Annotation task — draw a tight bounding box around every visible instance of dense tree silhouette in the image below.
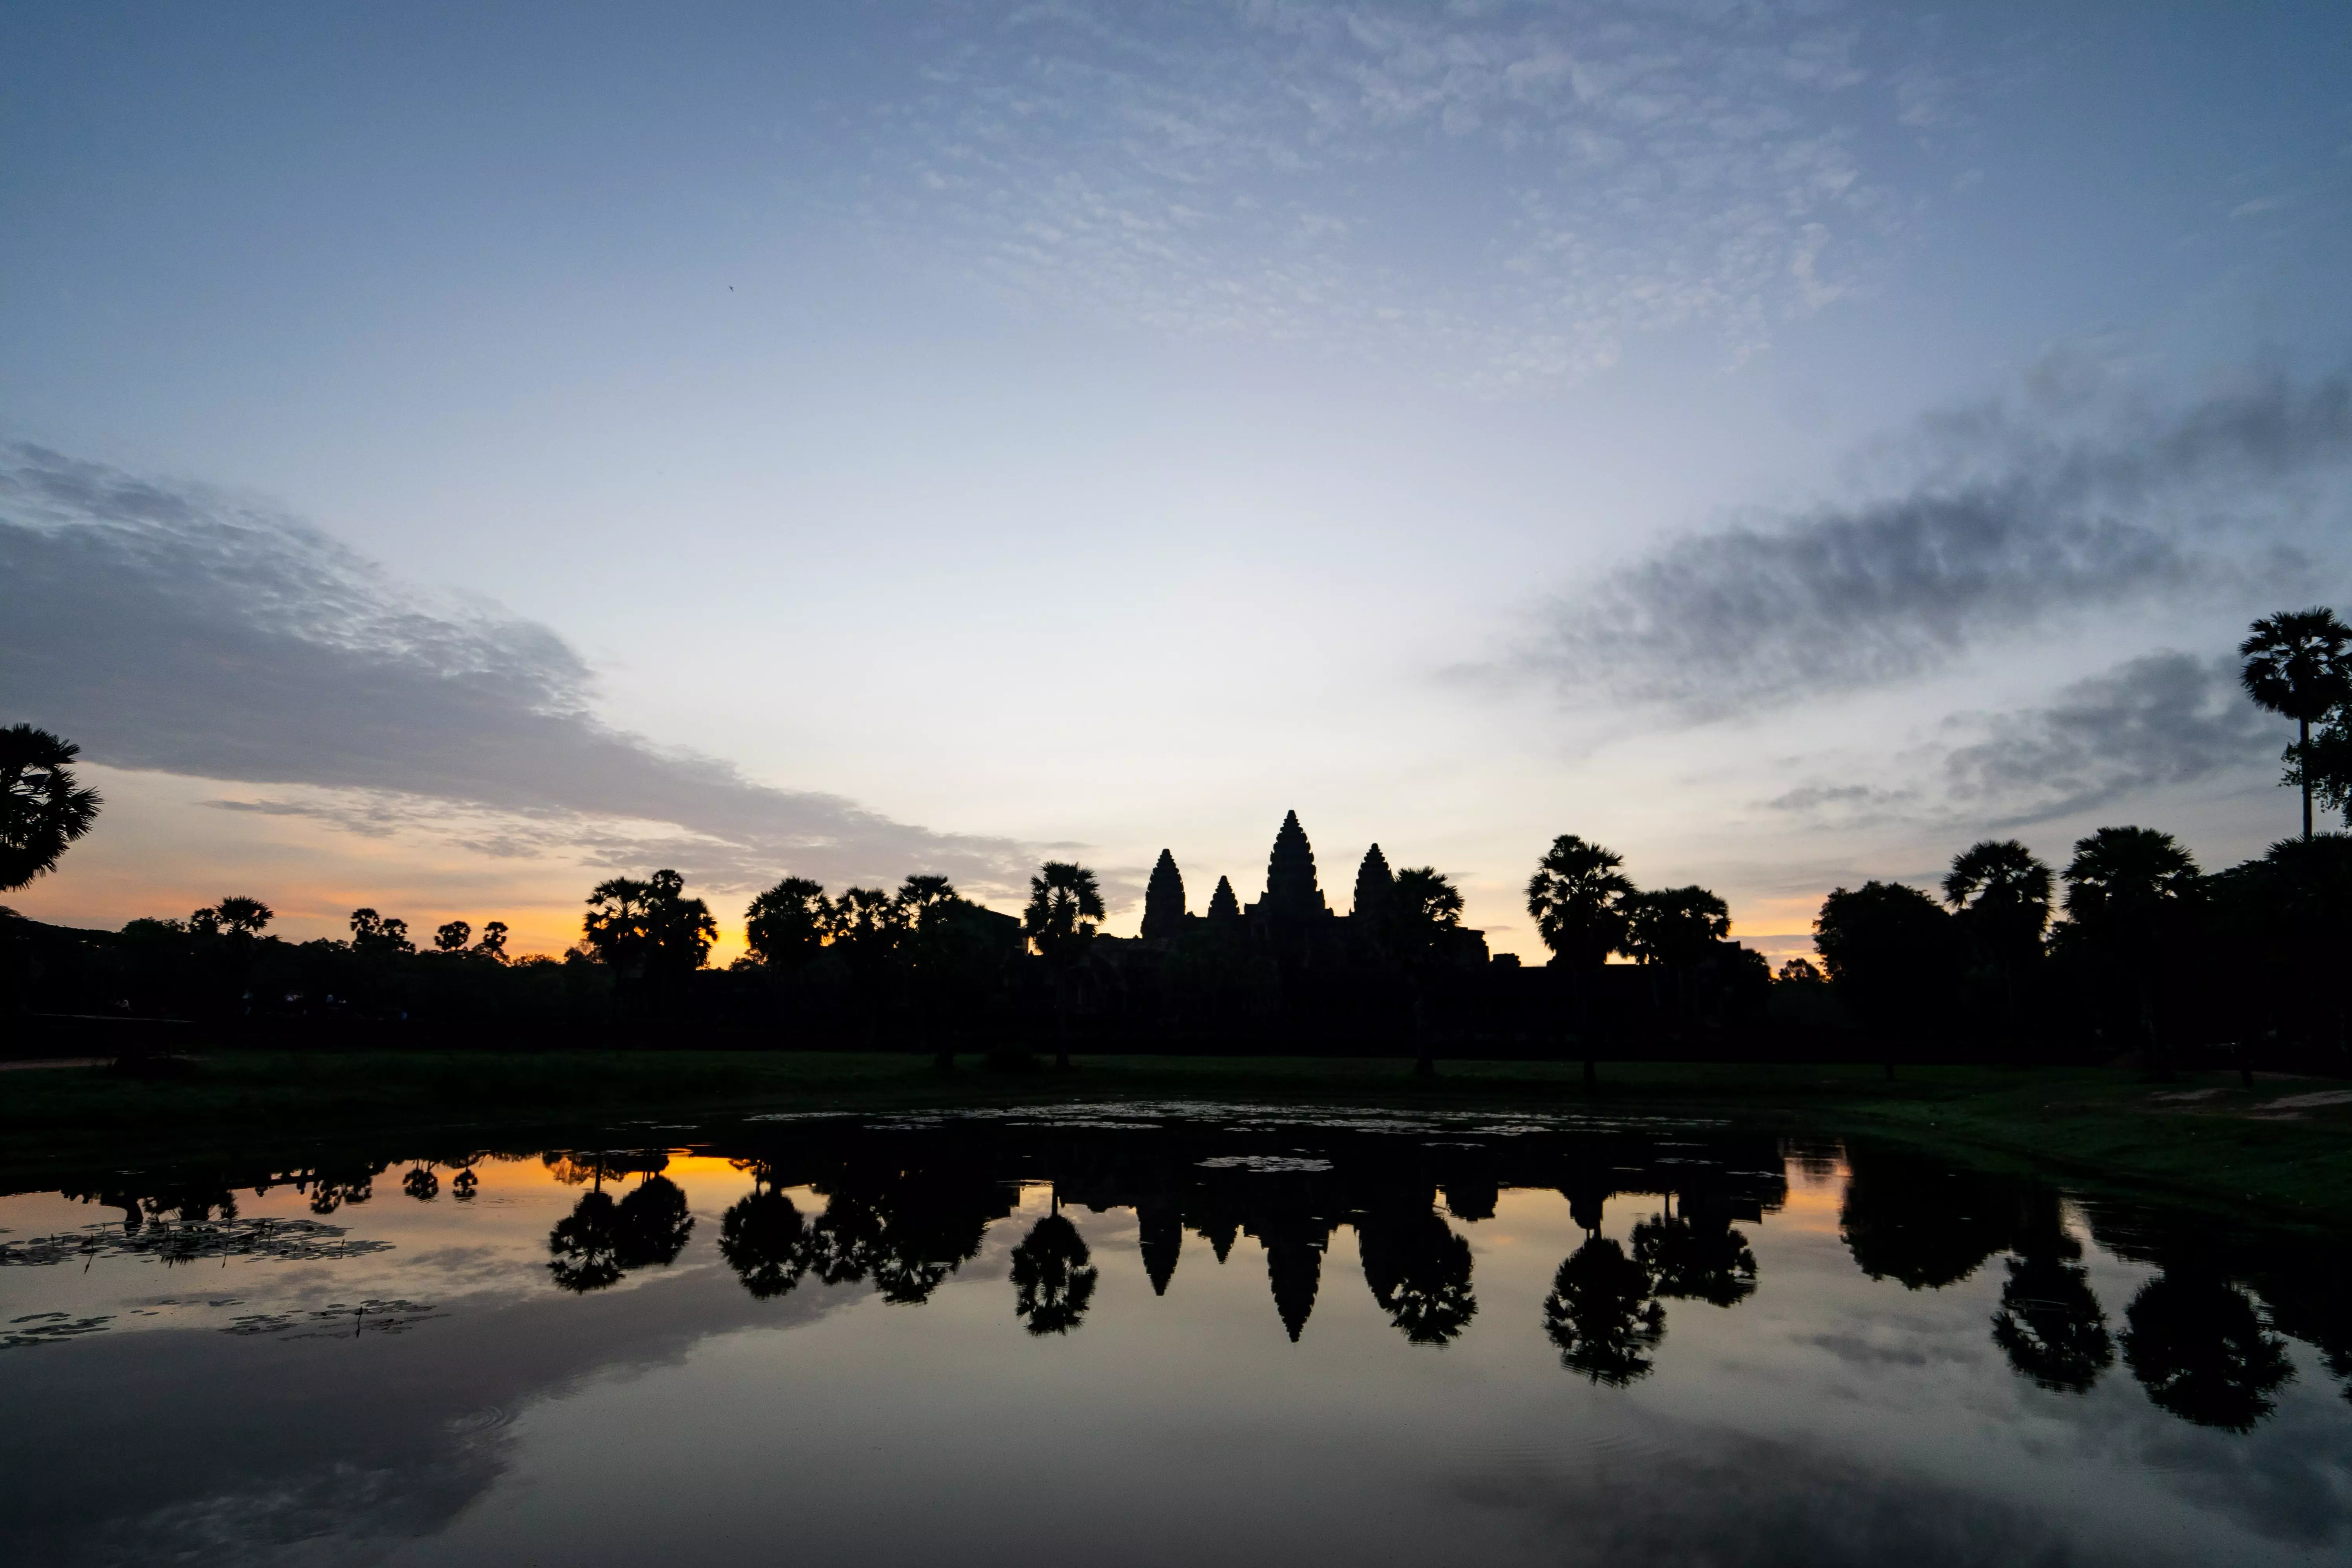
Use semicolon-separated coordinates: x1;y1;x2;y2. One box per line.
2122;1269;2294;1431
0;724;102;891
1010;1207;1098;1335
583;869;717;1013
1391;866;1464;1077
2060;827;2200;1073
1620;884;1730;1026
615;1175;694;1270
1838;1145;2009;1290
1023;861;1103;1069
1632;1198;1757;1308
191;896;274;939
1942;840;2052;1040
347;907;414;955
2239;607;2352;840
744;877;833;970
476;919;509;960
1991;1252;2112;1394
719;1180;815;1299
1357;1208;1478;1346
433;920;471;953
1542;1237;1665;1386
1814;881;1960;1070
548;1189;626;1292
1526;834;1634;1085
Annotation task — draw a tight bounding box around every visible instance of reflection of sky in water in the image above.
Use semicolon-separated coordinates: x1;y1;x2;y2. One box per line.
1;1122;2346;1567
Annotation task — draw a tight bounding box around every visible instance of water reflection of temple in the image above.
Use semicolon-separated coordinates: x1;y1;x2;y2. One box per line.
717;1119;1789;1345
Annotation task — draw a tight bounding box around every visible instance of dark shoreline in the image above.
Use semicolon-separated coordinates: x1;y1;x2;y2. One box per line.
4;1051;2347;1228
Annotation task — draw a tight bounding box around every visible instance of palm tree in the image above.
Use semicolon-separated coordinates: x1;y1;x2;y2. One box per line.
2062;826;2201;1076
1525;835;1634;1089
744;876;833;970
2240;607;2352;840
897;873;967;1067
1391;866;1464;1078
0;724;103;891
1942;839;2052;1039
1022;861;1103;1069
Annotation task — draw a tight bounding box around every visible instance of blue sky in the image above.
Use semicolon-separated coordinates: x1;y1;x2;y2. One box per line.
5;1;2350;960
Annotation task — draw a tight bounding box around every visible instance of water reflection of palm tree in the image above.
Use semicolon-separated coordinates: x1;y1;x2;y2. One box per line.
1358;1209;1477;1346
1010;1203;1098;1336
1631;1196;1757;1308
2122;1269;2294;1431
548;1173;694;1293
1988;1207;2110;1394
548;1190;626;1292
1992;1252;2113;1393
719;1181;816;1300
615;1175;694;1269
1543;1237;1665;1386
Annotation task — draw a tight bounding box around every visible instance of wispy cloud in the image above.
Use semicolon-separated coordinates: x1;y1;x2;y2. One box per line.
0;446;1034;898
1530;370;2350;714
1940;651;2278;826
1763;651;2281;832
864;0;1909;386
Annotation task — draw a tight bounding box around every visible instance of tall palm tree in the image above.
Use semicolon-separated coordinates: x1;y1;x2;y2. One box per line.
1525;835;1634;1087
1022;861;1103;1069
1391;866;1463;1078
2063;826;2200;1075
2239;607;2352;840
1942;839;2052;1036
0;724;103;892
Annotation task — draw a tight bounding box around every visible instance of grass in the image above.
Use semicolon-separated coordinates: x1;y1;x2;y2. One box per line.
3;1049;2346;1225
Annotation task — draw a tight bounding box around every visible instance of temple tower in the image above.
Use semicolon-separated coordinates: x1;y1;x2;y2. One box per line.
1262;810;1328;917
1206;875;1243;924
1352;843;1394;919
1142;849;1187;940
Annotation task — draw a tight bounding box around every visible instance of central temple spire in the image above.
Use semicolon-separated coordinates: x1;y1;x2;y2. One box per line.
1263;810;1328;917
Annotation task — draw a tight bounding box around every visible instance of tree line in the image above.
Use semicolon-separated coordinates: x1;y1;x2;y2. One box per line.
4;607;2348;1067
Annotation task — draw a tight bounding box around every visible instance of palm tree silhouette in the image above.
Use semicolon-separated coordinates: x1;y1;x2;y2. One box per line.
718;1179;814;1300
2063;826;2200;1074
2121;1268;2293;1431
1391;866;1464;1078
1010;1203;1098;1336
1542;1236;1665;1386
1942;839;2052;1039
1022;861;1103;1069
744;876;833;969
1358;1208;1478;1346
0;724;103;891
2240;607;2352;840
1525;834;1635;1087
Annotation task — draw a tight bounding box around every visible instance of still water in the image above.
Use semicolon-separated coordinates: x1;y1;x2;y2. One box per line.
3;1102;2348;1566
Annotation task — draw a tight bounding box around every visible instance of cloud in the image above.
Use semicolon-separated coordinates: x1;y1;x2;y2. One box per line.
1940;652;2278;826
862;1;1908;387
1764;651;2280;832
1534;371;2350;714
0;445;1033;897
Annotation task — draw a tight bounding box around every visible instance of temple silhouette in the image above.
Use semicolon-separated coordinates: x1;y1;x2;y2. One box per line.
1128;809;1490;970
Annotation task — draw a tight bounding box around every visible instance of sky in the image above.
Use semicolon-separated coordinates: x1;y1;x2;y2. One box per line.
4;0;2351;965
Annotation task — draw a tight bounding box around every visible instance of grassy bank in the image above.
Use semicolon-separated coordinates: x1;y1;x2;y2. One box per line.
2;1050;2345;1225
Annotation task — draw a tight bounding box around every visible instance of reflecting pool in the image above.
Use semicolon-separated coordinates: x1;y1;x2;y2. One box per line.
4;1102;2349;1565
